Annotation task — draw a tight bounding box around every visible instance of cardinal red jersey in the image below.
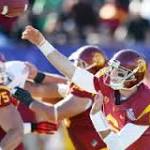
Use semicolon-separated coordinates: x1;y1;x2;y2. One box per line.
66;84;106;150
94;76;150;150
0;86;24;150
11;97;36;123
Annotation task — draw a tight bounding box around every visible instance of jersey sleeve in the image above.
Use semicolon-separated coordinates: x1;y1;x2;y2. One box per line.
0;86;11;107
5;61;29;89
70;83;95;99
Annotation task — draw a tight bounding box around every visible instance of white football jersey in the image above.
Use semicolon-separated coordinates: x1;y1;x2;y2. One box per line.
5;61;29;89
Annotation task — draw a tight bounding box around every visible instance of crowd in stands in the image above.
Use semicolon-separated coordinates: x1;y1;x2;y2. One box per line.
0;0;150;46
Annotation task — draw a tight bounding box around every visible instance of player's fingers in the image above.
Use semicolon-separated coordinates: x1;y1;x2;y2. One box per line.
25;25;33;30
21;34;26;40
22;30;29;37
22;30;32;40
23;27;33;35
21;33;28;40
25;26;38;34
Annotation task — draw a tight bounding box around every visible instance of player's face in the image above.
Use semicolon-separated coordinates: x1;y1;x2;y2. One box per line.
107;60;136;90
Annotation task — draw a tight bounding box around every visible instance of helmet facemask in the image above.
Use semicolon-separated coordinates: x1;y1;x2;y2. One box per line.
73;58;89;69
69;45;107;74
104;59;139;90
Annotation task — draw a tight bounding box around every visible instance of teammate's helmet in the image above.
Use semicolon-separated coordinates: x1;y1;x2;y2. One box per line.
69;45;107;74
0;52;7;85
0;0;29;17
105;49;147;90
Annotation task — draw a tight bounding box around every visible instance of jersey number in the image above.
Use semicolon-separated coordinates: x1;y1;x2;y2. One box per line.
0;91;9;105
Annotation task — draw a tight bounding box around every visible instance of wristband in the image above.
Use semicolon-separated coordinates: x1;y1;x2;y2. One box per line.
38;40;56;57
34;72;46;84
31;122;58;134
90;111;109;132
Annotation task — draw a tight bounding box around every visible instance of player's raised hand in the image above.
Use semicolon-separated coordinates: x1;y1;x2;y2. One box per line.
22;25;45;46
90;91;104;115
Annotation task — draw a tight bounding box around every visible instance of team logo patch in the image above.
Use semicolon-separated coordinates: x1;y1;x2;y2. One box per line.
126;108;136;121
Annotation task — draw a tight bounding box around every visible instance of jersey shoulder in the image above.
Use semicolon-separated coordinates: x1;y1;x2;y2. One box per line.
70;83;94;99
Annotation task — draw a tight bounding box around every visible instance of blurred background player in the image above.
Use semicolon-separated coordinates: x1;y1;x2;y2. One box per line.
13;45;108;150
0;53;24;150
0;56;59;150
0;0;29;40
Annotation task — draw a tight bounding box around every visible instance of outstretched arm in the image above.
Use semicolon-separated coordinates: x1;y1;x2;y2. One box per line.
12;87;92;122
22;26;96;94
22;26;75;79
25;81;68;100
29;94;92;122
25;62;67;84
